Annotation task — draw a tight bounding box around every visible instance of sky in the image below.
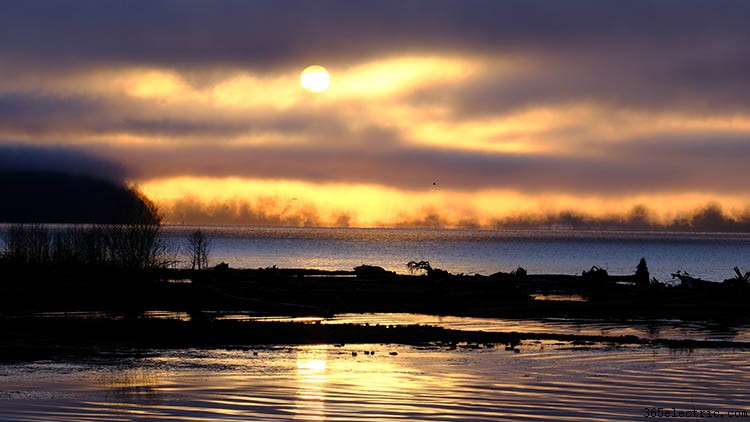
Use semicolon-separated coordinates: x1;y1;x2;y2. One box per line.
2;0;750;228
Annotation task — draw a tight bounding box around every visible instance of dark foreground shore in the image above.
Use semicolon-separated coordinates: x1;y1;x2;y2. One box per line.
3;263;750;360
3;317;750;362
2;264;750;320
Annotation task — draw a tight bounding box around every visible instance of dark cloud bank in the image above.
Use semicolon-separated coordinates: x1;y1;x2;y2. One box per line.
2;0;750;115
2;1;749;68
0;143;125;181
0;145;152;224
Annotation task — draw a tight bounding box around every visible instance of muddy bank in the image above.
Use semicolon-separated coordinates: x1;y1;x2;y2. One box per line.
3;317;749;362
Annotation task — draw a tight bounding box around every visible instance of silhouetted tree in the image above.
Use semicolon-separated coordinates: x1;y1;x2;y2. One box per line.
186;229;210;270
511;267;527;279
635;258;650;286
406;260;450;278
107;197;167;269
407;260;433;275
582;265;608;281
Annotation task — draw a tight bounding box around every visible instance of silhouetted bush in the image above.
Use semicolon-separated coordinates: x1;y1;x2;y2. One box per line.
582;265;609;281
511;266;527;279
406;260;451;278
1;198;169;269
407;260;433;275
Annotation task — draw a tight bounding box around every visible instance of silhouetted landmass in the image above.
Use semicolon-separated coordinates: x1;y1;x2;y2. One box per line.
2;258;750;359
1;259;749;321
0;171;157;224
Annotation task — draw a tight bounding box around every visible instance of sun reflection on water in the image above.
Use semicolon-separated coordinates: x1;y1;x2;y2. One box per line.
294;346;329;420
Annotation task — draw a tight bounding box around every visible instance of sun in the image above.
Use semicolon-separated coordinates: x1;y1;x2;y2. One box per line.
300;65;330;93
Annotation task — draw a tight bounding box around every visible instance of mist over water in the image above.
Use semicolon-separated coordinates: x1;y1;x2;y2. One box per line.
163;227;750;282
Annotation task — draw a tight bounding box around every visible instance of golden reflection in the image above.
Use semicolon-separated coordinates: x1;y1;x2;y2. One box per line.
294;346;329;421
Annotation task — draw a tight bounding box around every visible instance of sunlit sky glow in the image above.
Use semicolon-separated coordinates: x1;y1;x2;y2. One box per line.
2;1;750;227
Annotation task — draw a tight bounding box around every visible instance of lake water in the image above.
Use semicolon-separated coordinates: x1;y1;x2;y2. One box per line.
163;226;750;282
5;226;750;420
2;344;749;421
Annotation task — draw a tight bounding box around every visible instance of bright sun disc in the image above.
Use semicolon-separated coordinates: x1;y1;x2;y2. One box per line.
300;65;330;93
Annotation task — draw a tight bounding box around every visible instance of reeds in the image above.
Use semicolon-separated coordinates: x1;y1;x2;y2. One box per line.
1;222;168;269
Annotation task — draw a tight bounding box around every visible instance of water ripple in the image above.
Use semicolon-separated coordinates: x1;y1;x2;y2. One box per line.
2;345;750;420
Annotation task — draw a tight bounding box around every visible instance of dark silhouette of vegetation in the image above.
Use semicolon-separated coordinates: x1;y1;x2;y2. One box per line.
722;267;750;288
733;267;750;283
186;229;210;269
635;258;650;286
354;264;395;278
406;260;450;277
1;195;167;270
582;265;608;281
4;224;51;265
511;267;527;278
406;260;431;274
1;223;167;270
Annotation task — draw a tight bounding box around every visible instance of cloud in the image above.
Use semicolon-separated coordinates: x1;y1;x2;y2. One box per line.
408;49;750;118
2;0;750;226
0;97;355;147
3;1;749;69
82;135;750;195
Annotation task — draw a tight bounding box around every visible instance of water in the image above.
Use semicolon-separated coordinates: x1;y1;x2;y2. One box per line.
1;345;749;421
5;226;750;420
322;313;750;343
163;226;750;282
